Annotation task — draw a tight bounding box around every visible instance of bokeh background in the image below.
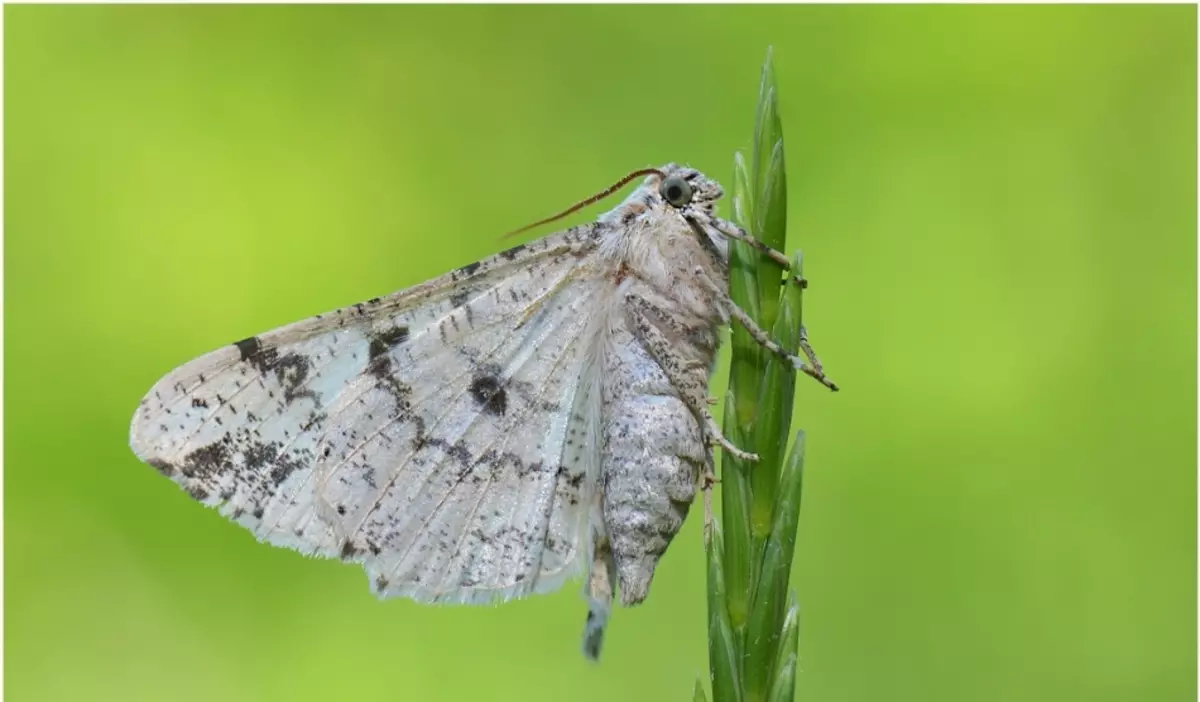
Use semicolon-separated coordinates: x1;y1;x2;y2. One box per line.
5;5;1195;702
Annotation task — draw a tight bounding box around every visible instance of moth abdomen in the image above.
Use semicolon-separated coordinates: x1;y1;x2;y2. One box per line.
600;394;703;606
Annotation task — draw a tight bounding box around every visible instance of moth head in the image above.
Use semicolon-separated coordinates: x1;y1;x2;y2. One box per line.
645;164;732;263
651;164;723;214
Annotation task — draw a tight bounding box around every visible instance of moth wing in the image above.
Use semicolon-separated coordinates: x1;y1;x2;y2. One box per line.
130;224;610;602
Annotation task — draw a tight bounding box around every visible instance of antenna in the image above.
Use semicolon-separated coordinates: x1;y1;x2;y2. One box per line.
501;167;664;240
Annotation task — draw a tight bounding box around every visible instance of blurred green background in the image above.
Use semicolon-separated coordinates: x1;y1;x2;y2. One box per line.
5;6;1195;702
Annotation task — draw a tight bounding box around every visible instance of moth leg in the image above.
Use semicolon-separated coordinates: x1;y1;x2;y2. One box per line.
624;292;759;462
693;266;840;392
787;274;809;290
688;210;791;267
684;210;807;290
798;325;826;377
582;539;617;661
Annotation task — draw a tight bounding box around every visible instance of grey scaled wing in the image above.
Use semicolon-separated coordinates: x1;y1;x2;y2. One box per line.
130;224;610;604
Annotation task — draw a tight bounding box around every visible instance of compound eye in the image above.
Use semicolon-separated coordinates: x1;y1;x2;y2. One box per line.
660;175;693;208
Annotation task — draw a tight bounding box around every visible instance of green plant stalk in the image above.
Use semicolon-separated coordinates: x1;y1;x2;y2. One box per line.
721;152;761;637
746;50;791;549
704;48;808;702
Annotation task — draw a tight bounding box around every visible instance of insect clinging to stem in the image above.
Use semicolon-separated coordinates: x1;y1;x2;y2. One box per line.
129;163;837;660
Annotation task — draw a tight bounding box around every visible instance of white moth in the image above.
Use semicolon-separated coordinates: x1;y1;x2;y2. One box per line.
129;164;836;659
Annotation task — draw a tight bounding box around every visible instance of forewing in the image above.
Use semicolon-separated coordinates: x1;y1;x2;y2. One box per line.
131;224;609;602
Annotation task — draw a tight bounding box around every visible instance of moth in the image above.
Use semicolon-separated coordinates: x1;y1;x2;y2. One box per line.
129;163;836;659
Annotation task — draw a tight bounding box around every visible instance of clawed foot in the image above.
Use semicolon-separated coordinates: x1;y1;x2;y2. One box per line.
795;325;839;391
794;360;840;392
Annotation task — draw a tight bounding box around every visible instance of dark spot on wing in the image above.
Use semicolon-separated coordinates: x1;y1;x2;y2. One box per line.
450;290;471;308
365;344;414;407
271;452;304;486
368;325;410;361
516;460;546;479
179;442;231;481
457;261;482;277
447;440;472;465
243;441;275;471
233;341;318;405
468;374;507;415
375;575;389;591
272;353;318;404
171;430;319;530
241;344;274;370
148;458;176;477
234;336;262;362
340;539;361;560
499;243;526;261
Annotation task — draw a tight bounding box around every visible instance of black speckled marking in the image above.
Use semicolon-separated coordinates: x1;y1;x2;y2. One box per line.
499;243;526;261
148;458;176;477
278;353;318;403
186;485;210;501
234;336;262;362
242;441;275;470
469;374;507;415
450;290;471;309
179;442;231;481
365;341;415;406
237;344;319;405
368;325;410;361
244;440;306;487
457;261;482;277
340;539;360;560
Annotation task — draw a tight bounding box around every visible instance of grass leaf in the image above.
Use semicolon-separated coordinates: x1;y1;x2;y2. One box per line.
765;594;801;702
706;519;744;702
744;432;807;699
